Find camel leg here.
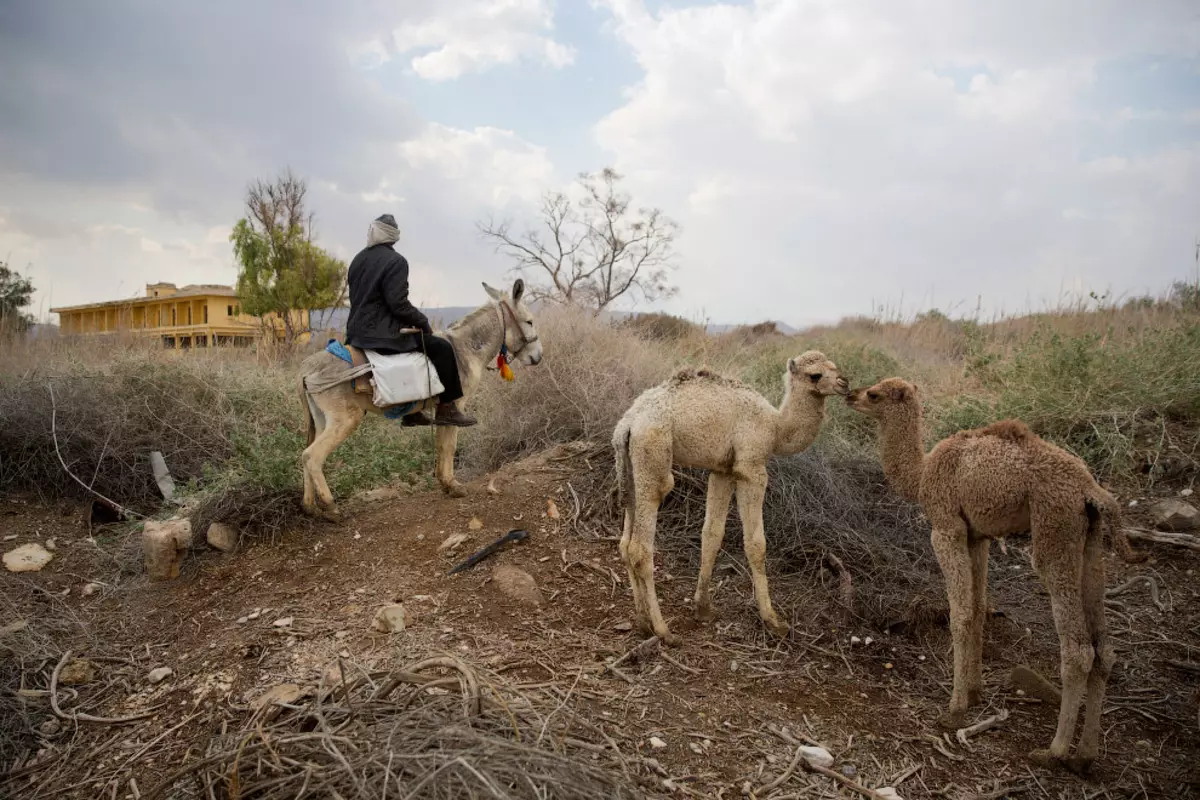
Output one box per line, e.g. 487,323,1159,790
694,472,734,621
736,470,788,638
931,522,974,729
622,435,678,646
1069,518,1113,774
301,406,363,522
967,537,990,706
435,424,466,498
1029,515,1091,769
618,508,648,625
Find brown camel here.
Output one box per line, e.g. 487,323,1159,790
847,377,1127,772
297,279,542,519
613,352,849,645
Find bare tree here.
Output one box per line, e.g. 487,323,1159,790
478,168,679,313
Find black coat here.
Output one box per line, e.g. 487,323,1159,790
344,243,431,353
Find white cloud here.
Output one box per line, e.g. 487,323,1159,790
399,123,556,206
594,0,1200,324
387,0,574,80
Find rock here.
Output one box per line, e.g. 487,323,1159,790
439,533,469,553
468,517,483,531
546,498,560,520
798,746,834,769
273,617,294,628
649,736,668,749
81,582,102,597
1149,498,1199,532
147,667,174,684
205,522,239,553
254,683,304,710
876,789,904,800
44,538,57,551
59,658,96,685
142,518,193,580
491,565,542,606
371,604,407,633
613,621,633,632
3,543,54,573
38,719,61,737
359,487,403,503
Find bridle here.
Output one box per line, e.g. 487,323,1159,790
496,299,538,361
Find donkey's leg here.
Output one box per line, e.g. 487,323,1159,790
301,398,363,521
301,393,327,514
435,425,466,498
694,471,734,621
736,467,787,638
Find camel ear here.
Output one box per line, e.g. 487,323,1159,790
512,278,525,304
787,358,797,375
889,385,909,402
482,282,503,303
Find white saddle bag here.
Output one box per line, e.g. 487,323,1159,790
364,350,445,407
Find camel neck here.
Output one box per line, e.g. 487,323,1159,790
878,412,925,503
773,388,827,457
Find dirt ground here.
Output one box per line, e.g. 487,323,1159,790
2,447,1199,799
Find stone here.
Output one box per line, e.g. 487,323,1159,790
59,658,96,685
798,746,834,769
3,543,54,573
38,719,61,737
147,667,174,684
371,604,407,633
876,789,904,800
648,736,668,749
205,522,239,553
272,617,294,628
43,538,57,551
359,487,403,503
439,533,469,553
491,565,542,606
254,683,303,710
81,583,102,597
468,517,483,531
1150,498,1199,532
142,518,193,580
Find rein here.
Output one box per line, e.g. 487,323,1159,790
496,300,538,360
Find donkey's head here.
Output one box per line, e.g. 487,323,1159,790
483,278,543,367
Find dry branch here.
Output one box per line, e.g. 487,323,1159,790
956,709,1010,747
1123,528,1200,552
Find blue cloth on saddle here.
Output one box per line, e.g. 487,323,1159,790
326,340,417,420
326,339,353,364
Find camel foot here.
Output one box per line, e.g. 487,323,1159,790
763,617,790,639
301,501,319,519
1028,749,1071,771
442,482,468,499
694,602,716,623
657,630,682,647
1064,755,1096,776
967,686,984,707
318,505,343,523
937,709,968,731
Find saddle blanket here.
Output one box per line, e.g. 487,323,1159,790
324,340,445,408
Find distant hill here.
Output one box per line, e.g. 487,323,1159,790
309,306,797,336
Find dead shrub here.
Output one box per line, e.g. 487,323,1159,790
619,311,705,342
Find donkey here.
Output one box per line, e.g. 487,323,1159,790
298,278,542,519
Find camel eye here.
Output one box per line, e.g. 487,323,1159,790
867,391,879,401
808,373,821,383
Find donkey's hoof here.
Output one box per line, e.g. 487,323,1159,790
301,502,319,519
1028,749,1061,770
657,631,682,647
443,482,468,499
937,710,968,731
764,618,790,639
694,603,716,623
319,507,343,523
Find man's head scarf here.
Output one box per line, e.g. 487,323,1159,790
367,213,400,247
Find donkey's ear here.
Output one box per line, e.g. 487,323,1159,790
512,278,525,304
482,282,503,302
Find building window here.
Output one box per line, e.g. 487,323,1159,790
227,305,234,316
187,307,192,325
171,308,176,326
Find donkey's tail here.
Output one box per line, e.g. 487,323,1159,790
299,375,316,447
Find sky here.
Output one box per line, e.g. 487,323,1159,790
1,0,1198,328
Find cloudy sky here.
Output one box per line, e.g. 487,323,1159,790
1,0,1198,328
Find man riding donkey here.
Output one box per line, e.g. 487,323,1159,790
343,214,477,427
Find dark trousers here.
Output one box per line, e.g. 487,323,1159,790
373,335,464,404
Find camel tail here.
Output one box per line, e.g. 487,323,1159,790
613,422,634,515
1088,490,1144,564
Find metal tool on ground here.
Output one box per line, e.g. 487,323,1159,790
447,529,529,575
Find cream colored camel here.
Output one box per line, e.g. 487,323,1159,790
297,279,542,519
613,352,849,645
847,377,1124,773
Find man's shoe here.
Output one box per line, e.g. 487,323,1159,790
434,404,477,427
401,411,433,427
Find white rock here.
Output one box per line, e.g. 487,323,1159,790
142,518,193,580
850,636,862,645
798,746,834,769
648,736,668,749
44,538,57,551
1149,498,1199,532
3,543,54,572
148,667,174,684
876,788,904,800
272,617,294,628
81,582,102,597
1182,488,1194,497
205,522,239,553
439,533,469,552
371,604,407,633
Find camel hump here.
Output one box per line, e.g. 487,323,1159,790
969,419,1034,444
668,368,743,390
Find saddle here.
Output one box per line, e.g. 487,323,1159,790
348,329,424,396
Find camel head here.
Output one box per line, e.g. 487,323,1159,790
845,377,920,420
483,278,543,367
787,351,849,398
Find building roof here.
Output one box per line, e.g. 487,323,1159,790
50,284,238,313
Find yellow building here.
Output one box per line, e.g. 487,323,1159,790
51,282,294,348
